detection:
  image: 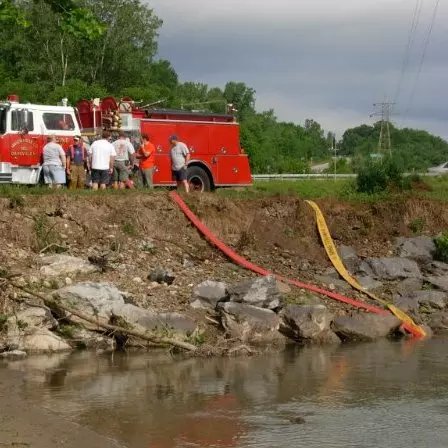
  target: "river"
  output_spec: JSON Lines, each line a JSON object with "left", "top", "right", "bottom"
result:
{"left": 1, "top": 339, "right": 447, "bottom": 448}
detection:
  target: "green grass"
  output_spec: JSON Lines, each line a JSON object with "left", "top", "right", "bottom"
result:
{"left": 217, "top": 176, "right": 448, "bottom": 203}
{"left": 0, "top": 176, "right": 447, "bottom": 203}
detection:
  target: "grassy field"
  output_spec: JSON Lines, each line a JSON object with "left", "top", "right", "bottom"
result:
{"left": 0, "top": 176, "right": 447, "bottom": 203}
{"left": 217, "top": 176, "right": 448, "bottom": 203}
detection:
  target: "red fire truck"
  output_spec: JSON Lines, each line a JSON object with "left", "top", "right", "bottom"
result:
{"left": 0, "top": 95, "right": 252, "bottom": 190}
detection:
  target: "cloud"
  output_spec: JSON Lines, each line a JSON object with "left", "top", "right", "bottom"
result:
{"left": 148, "top": 0, "right": 448, "bottom": 139}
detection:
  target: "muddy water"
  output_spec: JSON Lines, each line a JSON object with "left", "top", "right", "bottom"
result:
{"left": 2, "top": 339, "right": 448, "bottom": 448}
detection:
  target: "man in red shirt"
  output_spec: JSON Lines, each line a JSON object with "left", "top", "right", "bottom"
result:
{"left": 136, "top": 133, "right": 155, "bottom": 188}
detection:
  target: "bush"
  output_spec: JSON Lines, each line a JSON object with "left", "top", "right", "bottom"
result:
{"left": 434, "top": 233, "right": 448, "bottom": 262}
{"left": 356, "top": 158, "right": 404, "bottom": 194}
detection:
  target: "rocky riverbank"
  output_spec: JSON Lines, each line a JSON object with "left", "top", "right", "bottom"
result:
{"left": 1, "top": 193, "right": 447, "bottom": 357}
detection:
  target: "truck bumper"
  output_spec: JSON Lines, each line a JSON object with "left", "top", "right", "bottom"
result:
{"left": 0, "top": 163, "right": 41, "bottom": 184}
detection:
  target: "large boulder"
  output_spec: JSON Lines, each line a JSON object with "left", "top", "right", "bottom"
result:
{"left": 366, "top": 258, "right": 422, "bottom": 280}
{"left": 280, "top": 305, "right": 340, "bottom": 344}
{"left": 428, "top": 261, "right": 448, "bottom": 276}
{"left": 395, "top": 237, "right": 436, "bottom": 264}
{"left": 6, "top": 307, "right": 59, "bottom": 350}
{"left": 69, "top": 328, "right": 116, "bottom": 351}
{"left": 397, "top": 278, "right": 424, "bottom": 294}
{"left": 6, "top": 316, "right": 71, "bottom": 353}
{"left": 393, "top": 296, "right": 419, "bottom": 315}
{"left": 113, "top": 304, "right": 197, "bottom": 337}
{"left": 331, "top": 313, "right": 401, "bottom": 341}
{"left": 406, "top": 290, "right": 448, "bottom": 310}
{"left": 52, "top": 283, "right": 126, "bottom": 329}
{"left": 9, "top": 307, "right": 57, "bottom": 331}
{"left": 227, "top": 275, "right": 284, "bottom": 310}
{"left": 428, "top": 312, "right": 448, "bottom": 334}
{"left": 17, "top": 329, "right": 71, "bottom": 353}
{"left": 355, "top": 276, "right": 383, "bottom": 291}
{"left": 40, "top": 254, "right": 98, "bottom": 277}
{"left": 218, "top": 302, "right": 283, "bottom": 345}
{"left": 190, "top": 280, "right": 228, "bottom": 310}
{"left": 425, "top": 276, "right": 448, "bottom": 292}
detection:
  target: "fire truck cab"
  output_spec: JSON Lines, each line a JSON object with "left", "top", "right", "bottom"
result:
{"left": 0, "top": 95, "right": 80, "bottom": 184}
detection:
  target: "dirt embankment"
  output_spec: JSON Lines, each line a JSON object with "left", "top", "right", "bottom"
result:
{"left": 1, "top": 191, "right": 447, "bottom": 319}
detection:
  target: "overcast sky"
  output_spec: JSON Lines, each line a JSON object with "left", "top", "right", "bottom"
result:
{"left": 148, "top": 0, "right": 447, "bottom": 139}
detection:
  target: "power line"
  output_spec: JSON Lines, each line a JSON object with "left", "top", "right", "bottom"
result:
{"left": 393, "top": 0, "right": 423, "bottom": 105}
{"left": 403, "top": 0, "right": 441, "bottom": 120}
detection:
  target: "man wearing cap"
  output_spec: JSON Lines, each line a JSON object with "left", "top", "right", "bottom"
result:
{"left": 66, "top": 136, "right": 89, "bottom": 189}
{"left": 169, "top": 134, "right": 190, "bottom": 193}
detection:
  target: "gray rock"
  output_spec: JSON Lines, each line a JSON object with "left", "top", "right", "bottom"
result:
{"left": 6, "top": 307, "right": 58, "bottom": 349}
{"left": 321, "top": 268, "right": 340, "bottom": 279}
{"left": 218, "top": 302, "right": 283, "bottom": 344}
{"left": 357, "top": 261, "right": 375, "bottom": 277}
{"left": 316, "top": 276, "right": 350, "bottom": 292}
{"left": 227, "top": 275, "right": 284, "bottom": 310}
{"left": 397, "top": 278, "right": 424, "bottom": 294}
{"left": 0, "top": 350, "right": 27, "bottom": 359}
{"left": 356, "top": 276, "right": 383, "bottom": 291}
{"left": 148, "top": 268, "right": 175, "bottom": 285}
{"left": 339, "top": 245, "right": 358, "bottom": 260}
{"left": 280, "top": 305, "right": 340, "bottom": 344}
{"left": 425, "top": 276, "right": 448, "bottom": 292}
{"left": 113, "top": 304, "right": 197, "bottom": 336}
{"left": 190, "top": 280, "right": 228, "bottom": 310}
{"left": 428, "top": 312, "right": 448, "bottom": 334}
{"left": 7, "top": 328, "right": 71, "bottom": 353}
{"left": 428, "top": 261, "right": 448, "bottom": 276}
{"left": 40, "top": 254, "right": 98, "bottom": 277}
{"left": 395, "top": 236, "right": 436, "bottom": 264}
{"left": 338, "top": 245, "right": 361, "bottom": 273}
{"left": 393, "top": 296, "right": 419, "bottom": 314}
{"left": 366, "top": 258, "right": 422, "bottom": 280}
{"left": 10, "top": 307, "right": 57, "bottom": 331}
{"left": 331, "top": 313, "right": 401, "bottom": 341}
{"left": 70, "top": 328, "right": 116, "bottom": 351}
{"left": 52, "top": 283, "right": 126, "bottom": 329}
{"left": 407, "top": 291, "right": 448, "bottom": 310}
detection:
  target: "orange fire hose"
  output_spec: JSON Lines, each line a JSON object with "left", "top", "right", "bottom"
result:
{"left": 169, "top": 192, "right": 423, "bottom": 338}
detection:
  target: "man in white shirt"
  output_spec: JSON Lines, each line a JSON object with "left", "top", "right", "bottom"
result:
{"left": 112, "top": 131, "right": 135, "bottom": 189}
{"left": 89, "top": 131, "right": 116, "bottom": 190}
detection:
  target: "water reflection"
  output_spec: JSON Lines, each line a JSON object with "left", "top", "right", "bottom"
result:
{"left": 3, "top": 339, "right": 448, "bottom": 448}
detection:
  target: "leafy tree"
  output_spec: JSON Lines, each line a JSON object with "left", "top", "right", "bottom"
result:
{"left": 340, "top": 122, "right": 448, "bottom": 171}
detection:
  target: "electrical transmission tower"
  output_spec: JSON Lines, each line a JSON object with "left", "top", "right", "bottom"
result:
{"left": 370, "top": 101, "right": 396, "bottom": 156}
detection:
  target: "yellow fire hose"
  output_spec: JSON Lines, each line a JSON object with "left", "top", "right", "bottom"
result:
{"left": 305, "top": 200, "right": 426, "bottom": 338}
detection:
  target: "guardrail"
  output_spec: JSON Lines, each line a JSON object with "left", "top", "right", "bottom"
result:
{"left": 252, "top": 173, "right": 438, "bottom": 181}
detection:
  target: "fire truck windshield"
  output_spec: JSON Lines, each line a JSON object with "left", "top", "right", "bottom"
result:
{"left": 0, "top": 107, "right": 6, "bottom": 134}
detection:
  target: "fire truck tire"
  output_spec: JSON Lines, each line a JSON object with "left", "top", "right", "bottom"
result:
{"left": 187, "top": 166, "right": 212, "bottom": 192}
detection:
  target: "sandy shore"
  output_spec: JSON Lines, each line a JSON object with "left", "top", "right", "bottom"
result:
{"left": 0, "top": 365, "right": 125, "bottom": 448}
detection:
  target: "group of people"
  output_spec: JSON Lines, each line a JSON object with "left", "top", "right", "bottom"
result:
{"left": 41, "top": 131, "right": 190, "bottom": 192}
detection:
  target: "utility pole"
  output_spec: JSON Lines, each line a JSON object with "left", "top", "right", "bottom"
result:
{"left": 370, "top": 100, "right": 395, "bottom": 156}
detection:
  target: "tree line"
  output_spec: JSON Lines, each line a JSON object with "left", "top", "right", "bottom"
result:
{"left": 1, "top": 0, "right": 447, "bottom": 173}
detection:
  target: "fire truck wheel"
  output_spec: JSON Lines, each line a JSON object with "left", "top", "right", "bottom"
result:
{"left": 187, "top": 166, "right": 212, "bottom": 192}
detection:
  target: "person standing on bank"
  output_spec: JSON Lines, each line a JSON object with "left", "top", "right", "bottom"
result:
{"left": 89, "top": 130, "right": 116, "bottom": 190}
{"left": 137, "top": 133, "right": 155, "bottom": 188}
{"left": 112, "top": 131, "right": 135, "bottom": 189}
{"left": 169, "top": 134, "right": 190, "bottom": 193}
{"left": 66, "top": 136, "right": 89, "bottom": 189}
{"left": 42, "top": 135, "right": 66, "bottom": 189}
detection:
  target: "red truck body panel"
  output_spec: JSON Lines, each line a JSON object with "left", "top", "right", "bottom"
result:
{"left": 140, "top": 118, "right": 252, "bottom": 187}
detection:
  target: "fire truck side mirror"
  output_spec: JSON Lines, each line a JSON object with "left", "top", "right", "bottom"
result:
{"left": 19, "top": 109, "right": 30, "bottom": 134}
